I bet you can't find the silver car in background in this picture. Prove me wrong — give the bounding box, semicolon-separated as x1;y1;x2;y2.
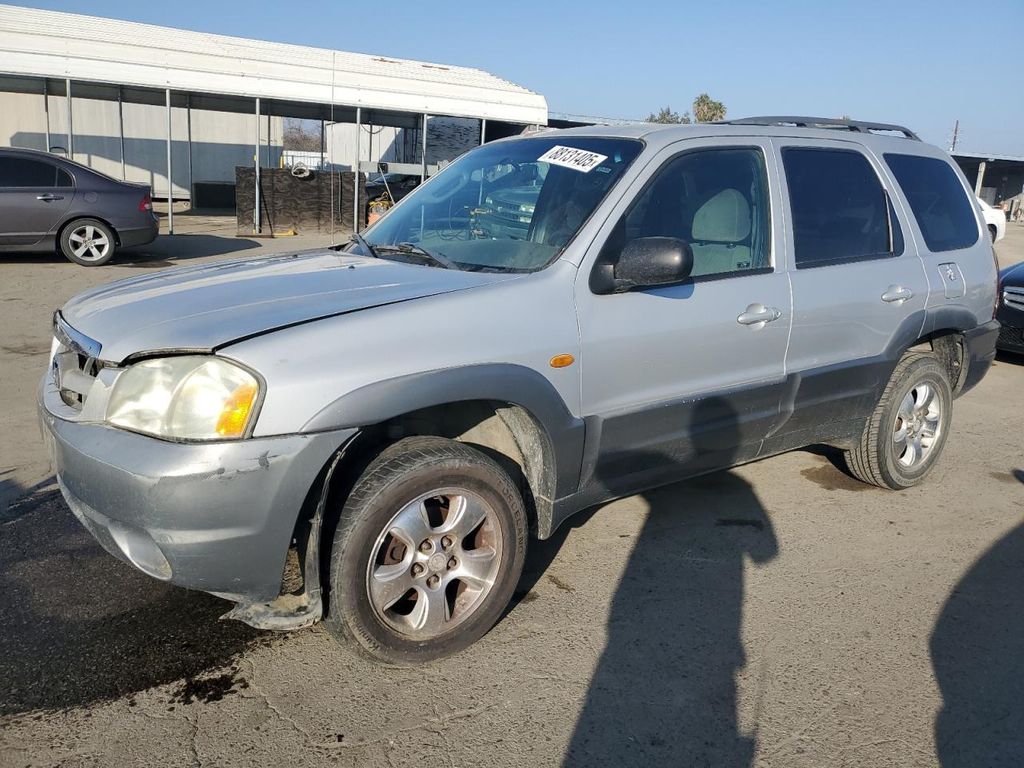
39;118;999;664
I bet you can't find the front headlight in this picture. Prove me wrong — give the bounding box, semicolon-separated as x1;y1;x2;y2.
107;356;260;440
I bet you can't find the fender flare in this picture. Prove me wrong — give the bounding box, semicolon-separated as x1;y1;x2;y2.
301;363;585;503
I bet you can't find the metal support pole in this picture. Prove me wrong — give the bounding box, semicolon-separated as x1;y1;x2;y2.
480;118;486;146
254;97;261;233
974;161;987;197
118;86;126;180
42;79;50;152
186;94;193;206
353;106;361;233
65;78;73;157
421;113;428;182
166;88;173;235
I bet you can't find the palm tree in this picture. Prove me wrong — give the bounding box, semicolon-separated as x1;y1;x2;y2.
692;93;726;123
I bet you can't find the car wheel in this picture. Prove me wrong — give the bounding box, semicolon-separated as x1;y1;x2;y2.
60;218;116;266
988;224;998;242
324;436;527;664
844;352;952;490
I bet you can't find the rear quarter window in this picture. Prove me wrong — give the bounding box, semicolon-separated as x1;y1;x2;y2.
884;153;978;252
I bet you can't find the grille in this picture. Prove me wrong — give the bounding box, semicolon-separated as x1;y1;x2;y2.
1004;286;1024;312
52;313;104;412
998;323;1024;349
54;346;101;410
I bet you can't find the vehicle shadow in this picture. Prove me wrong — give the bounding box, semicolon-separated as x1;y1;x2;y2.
994;349;1024;366
562;398;778;767
0;234;261;268
930;467;1024;766
0;490;266;715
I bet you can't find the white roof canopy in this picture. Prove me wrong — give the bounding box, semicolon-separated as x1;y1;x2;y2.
0;4;547;124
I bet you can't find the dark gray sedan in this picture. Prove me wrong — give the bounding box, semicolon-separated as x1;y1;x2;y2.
0;147;159;266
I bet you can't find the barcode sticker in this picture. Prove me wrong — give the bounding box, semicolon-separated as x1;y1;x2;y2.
537;145;608;173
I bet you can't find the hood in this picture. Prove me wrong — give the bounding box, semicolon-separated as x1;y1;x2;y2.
61;249;519;362
1000;261;1024;285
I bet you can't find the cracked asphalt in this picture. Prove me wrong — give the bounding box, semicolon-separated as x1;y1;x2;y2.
1;221;1023;767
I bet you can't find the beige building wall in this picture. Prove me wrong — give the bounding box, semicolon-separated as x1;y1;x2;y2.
0;89;283;199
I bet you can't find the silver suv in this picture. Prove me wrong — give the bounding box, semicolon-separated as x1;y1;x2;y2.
39;117;999;663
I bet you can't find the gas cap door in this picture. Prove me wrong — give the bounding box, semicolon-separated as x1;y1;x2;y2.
937;262;966;299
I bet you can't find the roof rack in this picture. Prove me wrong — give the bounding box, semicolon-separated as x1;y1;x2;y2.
719;116;920;141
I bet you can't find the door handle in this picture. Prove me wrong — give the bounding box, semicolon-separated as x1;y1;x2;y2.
36;193;64;201
736;303;783;327
881;285;913;304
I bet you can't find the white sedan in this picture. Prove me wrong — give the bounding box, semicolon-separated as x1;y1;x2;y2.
978;197;1006;242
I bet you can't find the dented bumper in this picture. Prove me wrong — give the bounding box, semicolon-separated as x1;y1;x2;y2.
39;400;354;602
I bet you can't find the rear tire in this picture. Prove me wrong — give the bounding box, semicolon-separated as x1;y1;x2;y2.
844;352;952;490
324;436;527;664
59;218;116;266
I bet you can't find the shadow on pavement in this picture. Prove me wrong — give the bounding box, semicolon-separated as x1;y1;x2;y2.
930;467;1024;766
563;398;778;767
0;234;261;269
994;349;1024;366
0;492;266;715
117;234;262;267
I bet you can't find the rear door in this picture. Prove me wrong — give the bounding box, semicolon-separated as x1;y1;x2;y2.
0;155;74;246
768;140;928;447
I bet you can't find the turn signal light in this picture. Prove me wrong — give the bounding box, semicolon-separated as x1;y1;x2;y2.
216;383;258;437
549;354;575;369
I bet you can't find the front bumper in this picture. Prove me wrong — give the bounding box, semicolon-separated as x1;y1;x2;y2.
996;302;1024;354
40;392;355;602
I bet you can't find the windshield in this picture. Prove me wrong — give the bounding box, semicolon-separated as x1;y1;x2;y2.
357;136;643;272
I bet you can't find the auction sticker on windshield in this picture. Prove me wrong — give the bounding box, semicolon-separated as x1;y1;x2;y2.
538;145;608;173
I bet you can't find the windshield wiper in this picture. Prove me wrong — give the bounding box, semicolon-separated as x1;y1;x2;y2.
375;242;459;270
348;231;379;258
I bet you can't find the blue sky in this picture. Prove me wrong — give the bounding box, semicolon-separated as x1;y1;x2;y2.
19;0;1024;156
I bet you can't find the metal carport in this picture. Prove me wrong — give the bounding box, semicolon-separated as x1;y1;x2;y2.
0;4;547;234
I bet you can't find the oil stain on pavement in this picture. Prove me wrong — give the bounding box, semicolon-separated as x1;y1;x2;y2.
0;493;269;715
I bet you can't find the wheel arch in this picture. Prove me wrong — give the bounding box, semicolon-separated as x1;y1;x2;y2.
302;363;585;527
56;215;121;248
908;306;985;395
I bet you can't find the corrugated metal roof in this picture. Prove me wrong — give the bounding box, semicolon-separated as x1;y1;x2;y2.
952;151;1024;164
0;4;547;123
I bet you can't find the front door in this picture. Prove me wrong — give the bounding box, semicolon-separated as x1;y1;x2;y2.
574;139;792;498
0;155;74;246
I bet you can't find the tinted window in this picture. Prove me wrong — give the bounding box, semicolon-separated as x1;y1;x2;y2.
782;148;899;268
884;153;978;252
602;148;771;278
0;157;71;188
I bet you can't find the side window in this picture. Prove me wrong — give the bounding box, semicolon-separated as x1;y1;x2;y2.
602;148;771;279
782;147;901;268
884;153;978;252
0;157;69;188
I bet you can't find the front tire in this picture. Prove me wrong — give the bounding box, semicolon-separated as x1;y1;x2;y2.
60;218;116;266
844;352;953;490
325;436;527;664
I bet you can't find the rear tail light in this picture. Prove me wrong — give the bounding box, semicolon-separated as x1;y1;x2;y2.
139;193;152;212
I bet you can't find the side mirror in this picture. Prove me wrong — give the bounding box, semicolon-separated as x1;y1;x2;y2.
592;237;694;294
